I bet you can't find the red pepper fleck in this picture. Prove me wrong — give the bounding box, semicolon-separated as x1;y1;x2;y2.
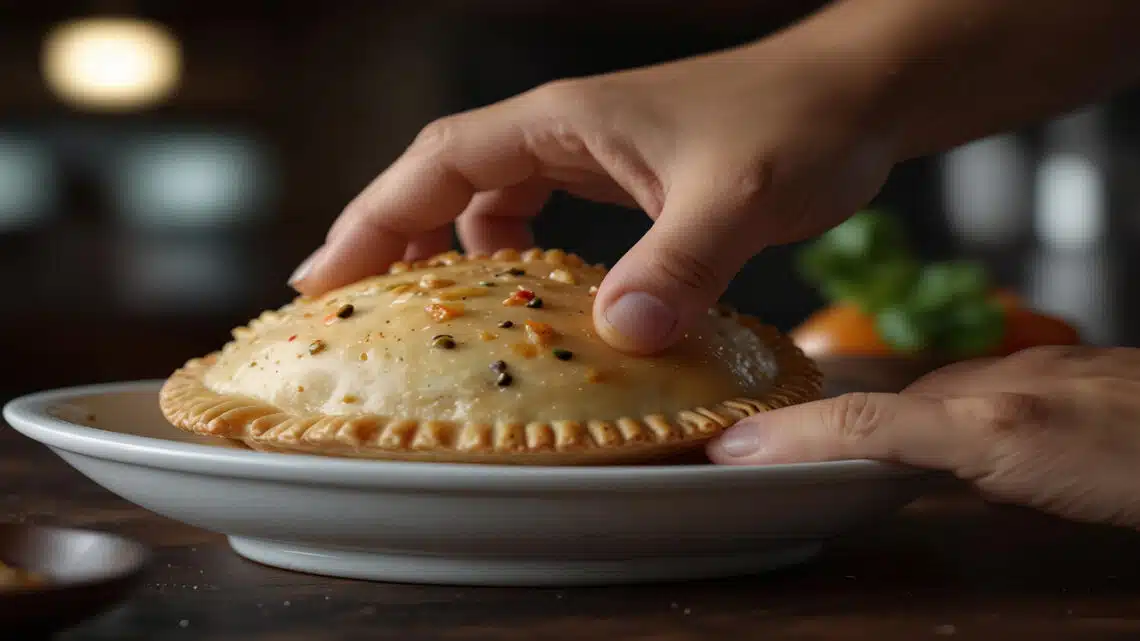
503;288;537;307
288;335;297;342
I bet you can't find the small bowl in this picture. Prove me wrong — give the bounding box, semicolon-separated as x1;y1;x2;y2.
0;524;150;633
813;354;953;395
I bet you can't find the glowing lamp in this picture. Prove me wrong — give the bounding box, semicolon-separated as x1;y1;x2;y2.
42;17;181;111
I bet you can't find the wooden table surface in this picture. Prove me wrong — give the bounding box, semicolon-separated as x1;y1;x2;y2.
4;371;1140;641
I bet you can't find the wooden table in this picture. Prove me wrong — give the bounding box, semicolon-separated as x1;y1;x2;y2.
4;376;1140;641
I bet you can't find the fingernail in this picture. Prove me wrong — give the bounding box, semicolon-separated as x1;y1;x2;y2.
603;292;677;346
713;424;763;458
288;247;323;286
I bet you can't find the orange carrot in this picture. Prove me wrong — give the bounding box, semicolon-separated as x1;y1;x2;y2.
994;307;1081;356
790;303;892;357
791;292;1080;358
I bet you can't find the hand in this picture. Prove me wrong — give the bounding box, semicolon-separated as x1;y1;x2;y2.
708;346;1140;529
288;38;896;354
289;0;1140;356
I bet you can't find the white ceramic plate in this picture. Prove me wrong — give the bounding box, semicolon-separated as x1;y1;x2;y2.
4;381;930;587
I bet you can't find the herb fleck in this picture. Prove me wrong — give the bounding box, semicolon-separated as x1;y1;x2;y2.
308;340;327;355
525;297;544;309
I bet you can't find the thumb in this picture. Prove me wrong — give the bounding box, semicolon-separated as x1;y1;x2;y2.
593;171;761;355
707;392;1014;475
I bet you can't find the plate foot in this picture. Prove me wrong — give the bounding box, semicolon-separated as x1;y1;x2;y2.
228;536;822;587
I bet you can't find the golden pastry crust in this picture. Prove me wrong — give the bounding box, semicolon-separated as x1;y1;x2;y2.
159;248;821;465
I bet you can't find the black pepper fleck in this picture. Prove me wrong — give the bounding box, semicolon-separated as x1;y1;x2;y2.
490;360;508;373
478;281;495;287
553;348;573;361
496;372;514;387
525;297;544;309
335;303;355;319
497;320;514;329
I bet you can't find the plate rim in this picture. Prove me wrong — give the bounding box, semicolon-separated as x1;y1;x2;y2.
3;380;927;492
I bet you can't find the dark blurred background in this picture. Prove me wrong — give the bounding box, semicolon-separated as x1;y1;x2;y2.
1;0;1138;400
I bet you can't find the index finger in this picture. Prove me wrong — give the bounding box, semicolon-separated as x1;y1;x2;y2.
292;102;539;296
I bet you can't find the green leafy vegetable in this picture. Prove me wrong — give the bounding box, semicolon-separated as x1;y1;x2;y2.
909;261;989;313
933;297;1006;357
796;210;919;314
874;305;933;353
797;209;1006;358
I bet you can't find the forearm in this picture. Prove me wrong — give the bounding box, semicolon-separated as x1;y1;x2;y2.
781;0;1140;160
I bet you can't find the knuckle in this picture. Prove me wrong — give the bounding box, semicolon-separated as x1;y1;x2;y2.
518;79;606;159
650;244;720;292
719;154;777;211
830;393;888;444
529;78;598;115
413;116;461;154
519;111;589;158
938;393;1053;487
968;392;1050;434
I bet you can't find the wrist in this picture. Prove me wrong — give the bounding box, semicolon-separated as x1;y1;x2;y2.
733;16;909;164
772;0;1140;162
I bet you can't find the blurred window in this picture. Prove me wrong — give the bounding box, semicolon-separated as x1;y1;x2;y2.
0;133;56;231
111;130;274;231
